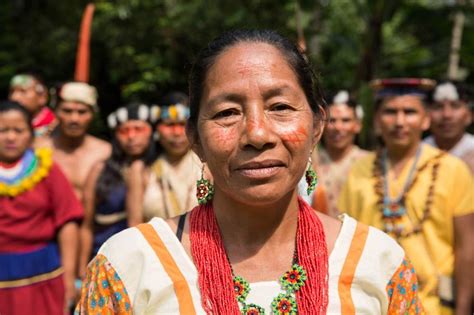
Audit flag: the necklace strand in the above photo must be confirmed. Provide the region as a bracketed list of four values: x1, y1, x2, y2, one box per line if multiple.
[373, 148, 444, 237]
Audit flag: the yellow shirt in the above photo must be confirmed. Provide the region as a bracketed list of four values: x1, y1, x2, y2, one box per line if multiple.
[338, 144, 473, 315]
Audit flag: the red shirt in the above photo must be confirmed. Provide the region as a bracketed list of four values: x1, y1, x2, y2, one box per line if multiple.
[0, 163, 84, 252]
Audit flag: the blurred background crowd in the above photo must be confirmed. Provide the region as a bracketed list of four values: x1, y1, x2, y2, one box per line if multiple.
[0, 0, 473, 314]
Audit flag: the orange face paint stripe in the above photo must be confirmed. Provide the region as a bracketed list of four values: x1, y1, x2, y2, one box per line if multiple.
[338, 223, 369, 315]
[137, 223, 197, 315]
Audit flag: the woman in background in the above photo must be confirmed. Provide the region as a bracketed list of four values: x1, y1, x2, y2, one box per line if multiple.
[142, 93, 202, 220]
[0, 101, 83, 315]
[78, 103, 155, 276]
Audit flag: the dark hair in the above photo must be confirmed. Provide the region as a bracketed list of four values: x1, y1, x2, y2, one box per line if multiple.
[161, 91, 189, 107]
[95, 103, 157, 204]
[188, 29, 327, 135]
[0, 100, 34, 135]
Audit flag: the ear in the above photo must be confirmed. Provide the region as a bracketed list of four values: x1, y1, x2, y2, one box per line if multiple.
[373, 111, 382, 136]
[354, 118, 362, 134]
[186, 122, 204, 160]
[311, 106, 327, 148]
[421, 112, 431, 131]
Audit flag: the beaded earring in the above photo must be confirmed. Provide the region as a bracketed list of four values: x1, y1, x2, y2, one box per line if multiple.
[196, 164, 214, 204]
[305, 156, 318, 195]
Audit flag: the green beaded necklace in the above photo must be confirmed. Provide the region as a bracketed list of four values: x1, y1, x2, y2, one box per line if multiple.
[230, 251, 307, 315]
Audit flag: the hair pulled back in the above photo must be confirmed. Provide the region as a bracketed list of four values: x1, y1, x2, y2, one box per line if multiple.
[188, 29, 326, 134]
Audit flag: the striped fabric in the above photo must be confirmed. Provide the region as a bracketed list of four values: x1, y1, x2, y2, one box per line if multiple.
[94, 215, 405, 314]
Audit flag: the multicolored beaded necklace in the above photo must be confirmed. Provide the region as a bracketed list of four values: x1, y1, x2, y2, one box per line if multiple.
[0, 148, 53, 197]
[373, 145, 443, 237]
[230, 248, 307, 315]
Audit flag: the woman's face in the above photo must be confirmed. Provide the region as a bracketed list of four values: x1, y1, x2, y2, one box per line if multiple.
[115, 120, 152, 158]
[157, 120, 190, 159]
[193, 42, 322, 206]
[0, 110, 32, 163]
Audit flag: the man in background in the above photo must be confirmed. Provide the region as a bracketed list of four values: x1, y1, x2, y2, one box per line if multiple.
[424, 81, 474, 173]
[339, 78, 473, 314]
[9, 73, 57, 137]
[36, 81, 111, 201]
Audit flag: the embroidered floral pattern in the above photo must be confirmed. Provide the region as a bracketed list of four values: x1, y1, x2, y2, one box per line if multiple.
[386, 258, 424, 314]
[75, 254, 132, 315]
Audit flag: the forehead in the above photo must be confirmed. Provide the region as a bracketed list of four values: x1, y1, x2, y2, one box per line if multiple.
[117, 120, 149, 128]
[58, 101, 92, 111]
[0, 110, 29, 124]
[329, 104, 356, 117]
[381, 95, 425, 109]
[204, 42, 300, 94]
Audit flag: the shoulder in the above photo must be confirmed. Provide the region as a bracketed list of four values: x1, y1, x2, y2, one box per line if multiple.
[348, 152, 376, 177]
[425, 145, 471, 174]
[86, 136, 112, 158]
[33, 136, 53, 149]
[337, 215, 404, 272]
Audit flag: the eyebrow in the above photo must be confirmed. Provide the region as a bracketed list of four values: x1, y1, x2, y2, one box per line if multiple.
[206, 84, 294, 108]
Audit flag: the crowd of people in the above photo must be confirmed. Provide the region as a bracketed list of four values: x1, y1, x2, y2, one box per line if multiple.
[0, 29, 472, 315]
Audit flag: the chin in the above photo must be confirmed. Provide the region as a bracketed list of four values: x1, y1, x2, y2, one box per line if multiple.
[227, 184, 295, 207]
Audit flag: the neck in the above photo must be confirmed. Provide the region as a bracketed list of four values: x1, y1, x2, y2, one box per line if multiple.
[326, 144, 354, 162]
[165, 151, 188, 166]
[212, 189, 299, 248]
[386, 141, 421, 168]
[54, 133, 86, 151]
[0, 156, 23, 168]
[434, 133, 464, 152]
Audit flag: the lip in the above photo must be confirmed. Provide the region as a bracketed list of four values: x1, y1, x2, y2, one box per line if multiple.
[234, 159, 286, 179]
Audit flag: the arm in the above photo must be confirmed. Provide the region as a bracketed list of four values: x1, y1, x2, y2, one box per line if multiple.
[386, 258, 424, 314]
[78, 163, 104, 277]
[125, 160, 146, 227]
[76, 254, 132, 314]
[453, 213, 474, 315]
[58, 221, 79, 310]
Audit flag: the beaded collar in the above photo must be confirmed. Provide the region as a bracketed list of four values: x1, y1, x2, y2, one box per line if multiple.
[0, 148, 53, 197]
[373, 146, 444, 238]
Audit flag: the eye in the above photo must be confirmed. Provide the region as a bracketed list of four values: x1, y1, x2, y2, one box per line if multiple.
[271, 103, 294, 112]
[212, 108, 240, 119]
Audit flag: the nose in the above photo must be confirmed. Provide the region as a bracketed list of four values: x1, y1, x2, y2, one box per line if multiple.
[395, 111, 406, 126]
[441, 105, 453, 118]
[240, 107, 276, 150]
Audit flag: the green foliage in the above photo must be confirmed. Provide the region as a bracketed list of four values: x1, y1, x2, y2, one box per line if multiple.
[1, 0, 472, 127]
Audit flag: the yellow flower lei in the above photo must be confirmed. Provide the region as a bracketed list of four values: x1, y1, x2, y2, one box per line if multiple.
[0, 148, 53, 197]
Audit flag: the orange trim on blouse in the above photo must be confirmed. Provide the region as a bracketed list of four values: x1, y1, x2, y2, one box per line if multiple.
[338, 222, 369, 314]
[136, 223, 197, 315]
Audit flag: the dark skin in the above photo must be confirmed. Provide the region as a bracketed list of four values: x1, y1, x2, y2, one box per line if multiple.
[165, 42, 341, 283]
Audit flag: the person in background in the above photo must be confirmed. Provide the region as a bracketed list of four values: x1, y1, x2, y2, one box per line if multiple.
[339, 78, 473, 314]
[0, 101, 83, 314]
[35, 81, 111, 200]
[9, 72, 57, 137]
[78, 103, 155, 276]
[314, 90, 368, 217]
[424, 81, 474, 173]
[76, 30, 422, 314]
[142, 93, 202, 220]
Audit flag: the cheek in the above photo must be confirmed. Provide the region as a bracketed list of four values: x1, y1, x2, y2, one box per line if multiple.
[277, 124, 309, 147]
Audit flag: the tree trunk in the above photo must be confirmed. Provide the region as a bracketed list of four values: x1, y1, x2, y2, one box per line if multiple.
[447, 0, 465, 80]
